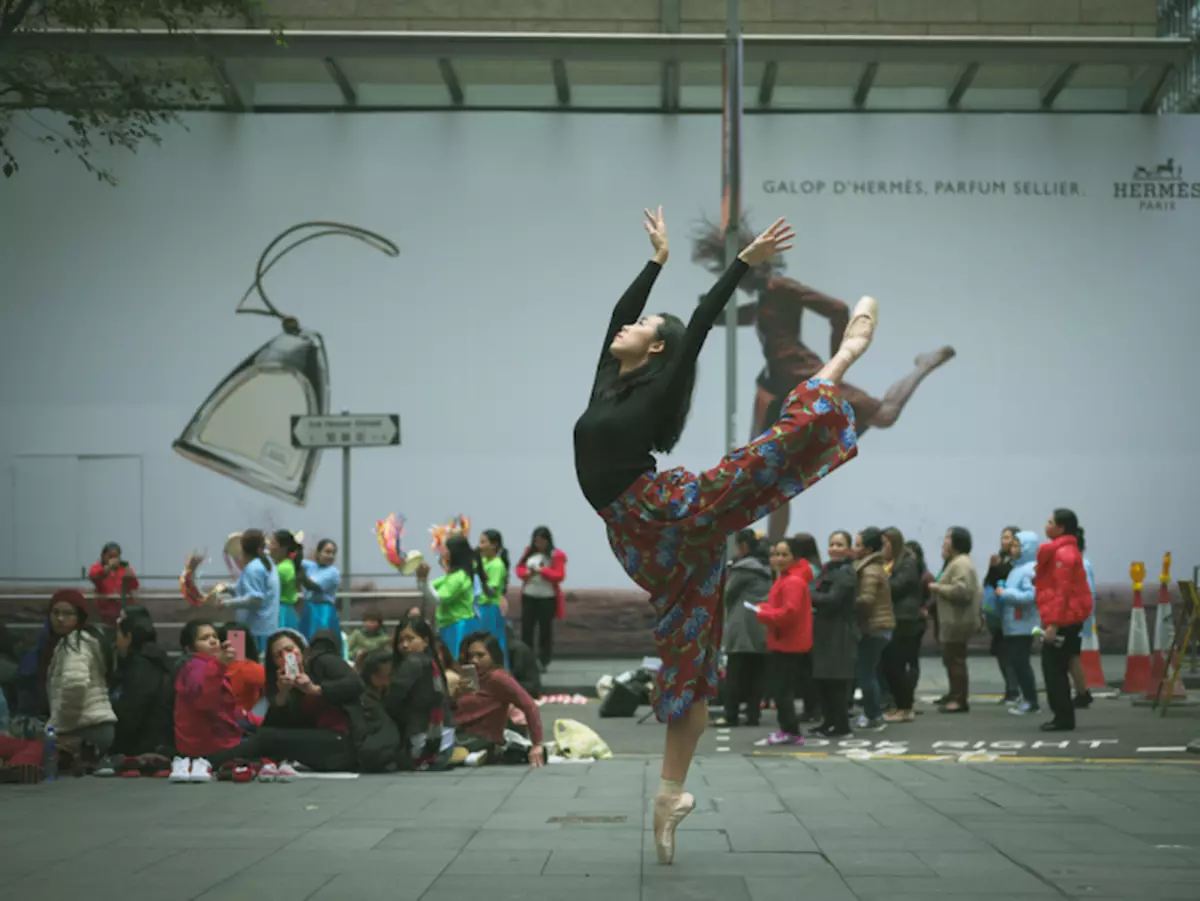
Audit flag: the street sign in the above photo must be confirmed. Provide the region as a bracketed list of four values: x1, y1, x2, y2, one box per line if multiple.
[290, 414, 400, 449]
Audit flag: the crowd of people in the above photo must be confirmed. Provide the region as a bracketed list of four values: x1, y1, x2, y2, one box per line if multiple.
[0, 523, 573, 785]
[720, 509, 1098, 744]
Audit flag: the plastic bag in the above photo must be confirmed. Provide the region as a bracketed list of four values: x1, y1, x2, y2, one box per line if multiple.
[553, 718, 613, 761]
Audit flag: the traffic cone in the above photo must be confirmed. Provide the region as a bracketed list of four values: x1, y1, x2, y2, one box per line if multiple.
[1122, 570, 1152, 695]
[1145, 552, 1187, 702]
[1079, 615, 1107, 689]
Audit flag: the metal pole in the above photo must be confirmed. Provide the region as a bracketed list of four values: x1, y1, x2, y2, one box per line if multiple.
[722, 0, 742, 457]
[722, 0, 742, 559]
[341, 408, 351, 610]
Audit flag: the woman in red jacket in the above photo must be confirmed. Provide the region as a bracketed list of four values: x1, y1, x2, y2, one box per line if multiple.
[1035, 508, 1092, 733]
[753, 534, 818, 746]
[514, 526, 568, 670]
[88, 542, 139, 625]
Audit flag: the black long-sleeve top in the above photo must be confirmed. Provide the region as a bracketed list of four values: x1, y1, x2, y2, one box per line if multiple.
[573, 257, 750, 510]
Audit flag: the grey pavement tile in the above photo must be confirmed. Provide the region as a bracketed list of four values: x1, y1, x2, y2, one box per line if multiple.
[259, 847, 458, 875]
[821, 850, 933, 876]
[543, 848, 644, 875]
[308, 871, 438, 900]
[1050, 880, 1200, 900]
[121, 826, 306, 851]
[136, 848, 272, 882]
[1040, 863, 1200, 885]
[645, 851, 835, 876]
[374, 827, 479, 851]
[467, 828, 641, 852]
[794, 812, 883, 830]
[193, 870, 337, 901]
[420, 875, 641, 901]
[745, 876, 858, 901]
[642, 875, 751, 901]
[845, 875, 1058, 897]
[814, 832, 990, 852]
[914, 850, 1040, 879]
[639, 829, 731, 852]
[724, 825, 818, 853]
[443, 849, 551, 875]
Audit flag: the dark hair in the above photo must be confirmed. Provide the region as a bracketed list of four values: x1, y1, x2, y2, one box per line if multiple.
[831, 530, 853, 547]
[734, 528, 767, 561]
[691, 215, 783, 286]
[220, 622, 260, 663]
[117, 605, 157, 650]
[905, 540, 927, 573]
[883, 527, 906, 562]
[273, 529, 304, 570]
[596, 312, 694, 454]
[947, 526, 973, 556]
[786, 533, 822, 570]
[519, 526, 555, 566]
[391, 613, 439, 661]
[360, 647, 392, 684]
[480, 529, 511, 596]
[444, 534, 475, 574]
[859, 527, 884, 554]
[361, 609, 384, 627]
[100, 541, 122, 560]
[241, 529, 273, 571]
[1052, 508, 1085, 552]
[459, 630, 505, 668]
[180, 619, 218, 652]
[315, 538, 337, 560]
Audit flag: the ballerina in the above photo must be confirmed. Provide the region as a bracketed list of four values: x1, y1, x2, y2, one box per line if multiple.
[572, 207, 877, 865]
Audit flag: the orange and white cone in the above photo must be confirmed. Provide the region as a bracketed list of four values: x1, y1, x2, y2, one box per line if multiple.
[1079, 616, 1107, 690]
[1122, 581, 1152, 695]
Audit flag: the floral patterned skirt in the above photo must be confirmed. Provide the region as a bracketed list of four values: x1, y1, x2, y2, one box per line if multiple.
[599, 379, 858, 723]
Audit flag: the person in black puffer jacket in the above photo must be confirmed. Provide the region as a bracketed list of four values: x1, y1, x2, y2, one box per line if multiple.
[810, 531, 860, 738]
[110, 605, 175, 757]
[880, 529, 925, 723]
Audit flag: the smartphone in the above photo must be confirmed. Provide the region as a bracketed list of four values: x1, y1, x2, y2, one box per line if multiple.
[460, 664, 480, 693]
[743, 600, 759, 612]
[227, 630, 246, 662]
[283, 650, 301, 679]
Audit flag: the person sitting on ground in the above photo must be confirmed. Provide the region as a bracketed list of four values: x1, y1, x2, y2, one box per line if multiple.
[353, 648, 401, 772]
[43, 589, 117, 775]
[454, 631, 545, 768]
[505, 623, 542, 699]
[346, 611, 391, 669]
[109, 605, 175, 763]
[386, 614, 457, 771]
[173, 619, 243, 783]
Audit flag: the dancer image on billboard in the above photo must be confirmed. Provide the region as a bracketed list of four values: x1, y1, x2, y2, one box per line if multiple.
[692, 220, 956, 541]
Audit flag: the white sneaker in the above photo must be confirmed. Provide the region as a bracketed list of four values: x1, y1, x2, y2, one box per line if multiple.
[258, 761, 280, 782]
[464, 750, 487, 768]
[169, 757, 192, 783]
[276, 762, 299, 782]
[189, 758, 213, 783]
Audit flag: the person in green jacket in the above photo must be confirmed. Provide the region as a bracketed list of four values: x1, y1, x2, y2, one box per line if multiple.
[270, 530, 304, 631]
[416, 535, 481, 659]
[477, 529, 511, 666]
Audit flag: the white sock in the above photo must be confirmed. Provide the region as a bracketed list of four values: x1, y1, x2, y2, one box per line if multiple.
[658, 778, 684, 799]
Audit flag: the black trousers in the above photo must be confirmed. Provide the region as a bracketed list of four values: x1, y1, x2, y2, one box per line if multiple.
[795, 653, 821, 719]
[1042, 624, 1083, 728]
[724, 652, 767, 724]
[1003, 634, 1038, 708]
[521, 594, 556, 668]
[881, 629, 924, 710]
[208, 727, 355, 772]
[769, 651, 806, 735]
[816, 679, 851, 734]
[990, 624, 1020, 697]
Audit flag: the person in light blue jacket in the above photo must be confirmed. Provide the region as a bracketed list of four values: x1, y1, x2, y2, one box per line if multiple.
[995, 530, 1041, 715]
[216, 530, 281, 655]
[300, 538, 342, 641]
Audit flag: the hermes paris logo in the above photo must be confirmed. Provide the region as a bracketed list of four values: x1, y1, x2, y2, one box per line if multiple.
[1113, 158, 1199, 211]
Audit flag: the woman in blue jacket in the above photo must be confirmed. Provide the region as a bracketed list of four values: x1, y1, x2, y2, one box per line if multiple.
[214, 530, 281, 655]
[994, 530, 1041, 715]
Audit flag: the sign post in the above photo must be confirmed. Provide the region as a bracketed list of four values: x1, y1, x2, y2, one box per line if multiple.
[291, 411, 401, 598]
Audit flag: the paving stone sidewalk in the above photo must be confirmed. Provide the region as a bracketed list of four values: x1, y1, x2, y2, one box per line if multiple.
[4, 756, 1200, 900]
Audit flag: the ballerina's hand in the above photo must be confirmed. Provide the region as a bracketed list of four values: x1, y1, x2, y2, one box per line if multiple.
[644, 206, 669, 261]
[739, 217, 795, 266]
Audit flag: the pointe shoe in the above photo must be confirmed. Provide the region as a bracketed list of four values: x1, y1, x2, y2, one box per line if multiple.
[835, 296, 878, 365]
[653, 791, 696, 865]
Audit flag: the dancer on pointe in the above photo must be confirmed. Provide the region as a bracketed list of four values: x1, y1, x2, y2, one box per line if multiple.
[573, 207, 877, 865]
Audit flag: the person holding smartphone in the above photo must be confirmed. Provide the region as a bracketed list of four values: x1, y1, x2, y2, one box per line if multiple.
[88, 542, 140, 625]
[454, 632, 544, 768]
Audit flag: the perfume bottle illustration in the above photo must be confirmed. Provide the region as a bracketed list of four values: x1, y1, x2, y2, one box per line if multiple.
[173, 222, 400, 505]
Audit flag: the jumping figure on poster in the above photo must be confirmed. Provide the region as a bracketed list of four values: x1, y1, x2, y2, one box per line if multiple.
[573, 207, 876, 865]
[692, 219, 955, 540]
